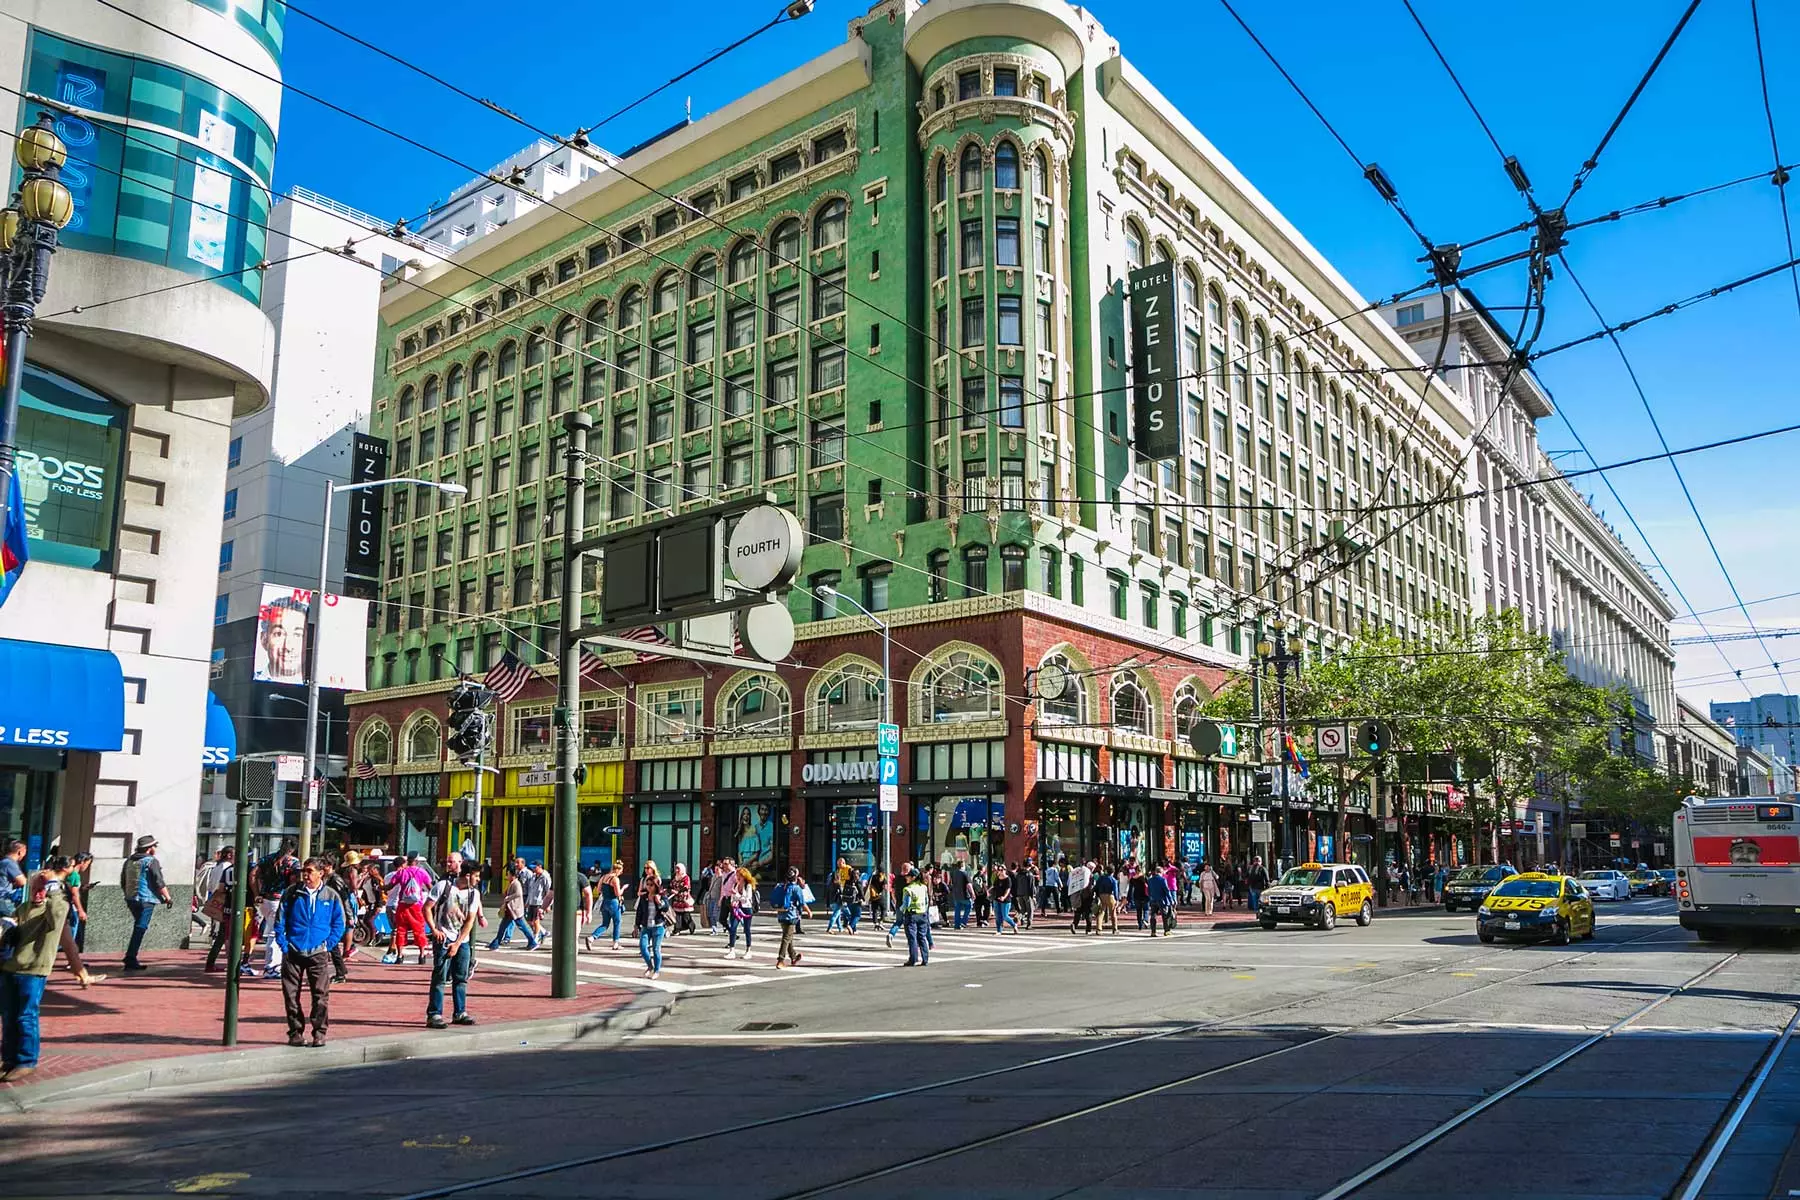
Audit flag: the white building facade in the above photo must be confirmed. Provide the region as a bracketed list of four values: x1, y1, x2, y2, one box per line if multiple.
[201, 190, 438, 851]
[0, 0, 279, 943]
[415, 138, 612, 253]
[1381, 287, 1674, 761]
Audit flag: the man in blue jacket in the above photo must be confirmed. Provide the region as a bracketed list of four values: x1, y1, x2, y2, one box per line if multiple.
[274, 858, 347, 1047]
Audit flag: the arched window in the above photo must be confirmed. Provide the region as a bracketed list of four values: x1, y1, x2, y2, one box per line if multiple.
[584, 301, 609, 343]
[728, 239, 758, 282]
[1273, 342, 1287, 376]
[959, 144, 983, 193]
[524, 331, 546, 367]
[1031, 148, 1050, 194]
[651, 271, 681, 314]
[397, 386, 415, 420]
[918, 648, 1002, 724]
[1172, 680, 1211, 745]
[553, 316, 578, 354]
[445, 364, 465, 402]
[1111, 675, 1151, 735]
[470, 354, 491, 391]
[813, 661, 884, 731]
[813, 198, 847, 247]
[1180, 267, 1199, 312]
[1230, 305, 1246, 346]
[360, 724, 392, 768]
[1037, 651, 1088, 726]
[1123, 219, 1146, 269]
[472, 299, 492, 324]
[688, 253, 718, 298]
[421, 375, 440, 412]
[403, 715, 441, 764]
[769, 218, 802, 267]
[1206, 286, 1224, 334]
[618, 286, 643, 327]
[1252, 323, 1268, 361]
[721, 673, 791, 735]
[934, 153, 948, 204]
[994, 140, 1020, 190]
[497, 340, 518, 377]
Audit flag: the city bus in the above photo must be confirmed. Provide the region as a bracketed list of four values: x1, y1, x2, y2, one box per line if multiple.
[1673, 796, 1800, 938]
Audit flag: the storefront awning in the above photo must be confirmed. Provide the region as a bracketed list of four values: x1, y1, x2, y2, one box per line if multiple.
[323, 804, 389, 835]
[0, 637, 124, 752]
[203, 691, 236, 767]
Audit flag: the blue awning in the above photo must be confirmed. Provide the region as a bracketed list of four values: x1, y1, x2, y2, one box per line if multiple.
[0, 637, 124, 752]
[203, 690, 236, 768]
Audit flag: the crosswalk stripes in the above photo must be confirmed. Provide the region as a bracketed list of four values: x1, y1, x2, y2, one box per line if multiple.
[478, 921, 1205, 994]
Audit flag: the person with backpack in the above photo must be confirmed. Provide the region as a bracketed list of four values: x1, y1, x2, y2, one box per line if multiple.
[488, 863, 536, 951]
[425, 860, 482, 1028]
[773, 867, 810, 969]
[840, 866, 865, 934]
[272, 858, 347, 1047]
[1147, 864, 1174, 937]
[118, 834, 174, 972]
[722, 866, 757, 959]
[203, 850, 240, 973]
[246, 843, 295, 979]
[326, 856, 360, 984]
[385, 853, 432, 965]
[899, 867, 932, 966]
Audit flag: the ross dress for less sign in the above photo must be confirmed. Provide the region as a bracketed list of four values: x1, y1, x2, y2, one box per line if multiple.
[1128, 263, 1181, 461]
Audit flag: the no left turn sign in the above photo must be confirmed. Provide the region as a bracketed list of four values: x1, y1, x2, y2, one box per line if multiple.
[1317, 723, 1350, 759]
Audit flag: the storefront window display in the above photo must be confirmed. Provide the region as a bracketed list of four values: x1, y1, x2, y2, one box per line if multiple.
[917, 796, 1004, 870]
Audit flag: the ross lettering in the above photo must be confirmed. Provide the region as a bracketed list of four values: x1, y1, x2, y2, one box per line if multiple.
[201, 745, 231, 766]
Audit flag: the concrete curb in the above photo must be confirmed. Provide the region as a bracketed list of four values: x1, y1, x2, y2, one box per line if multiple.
[0, 990, 675, 1114]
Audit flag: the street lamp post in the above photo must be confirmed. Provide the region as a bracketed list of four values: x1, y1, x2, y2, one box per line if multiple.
[0, 113, 77, 504]
[298, 476, 465, 859]
[1255, 617, 1303, 873]
[816, 584, 891, 885]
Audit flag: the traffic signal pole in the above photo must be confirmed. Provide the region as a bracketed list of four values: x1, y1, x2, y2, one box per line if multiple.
[553, 412, 592, 1000]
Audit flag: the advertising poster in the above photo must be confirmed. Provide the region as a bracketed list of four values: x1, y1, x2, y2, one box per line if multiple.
[315, 592, 370, 691]
[730, 802, 777, 878]
[253, 585, 368, 690]
[253, 584, 309, 684]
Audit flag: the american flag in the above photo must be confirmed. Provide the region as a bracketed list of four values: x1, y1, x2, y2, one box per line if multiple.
[483, 650, 536, 701]
[352, 757, 378, 780]
[615, 624, 673, 663]
[577, 644, 606, 681]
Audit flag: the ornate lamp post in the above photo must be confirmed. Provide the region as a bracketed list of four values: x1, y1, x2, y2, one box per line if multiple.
[0, 113, 76, 502]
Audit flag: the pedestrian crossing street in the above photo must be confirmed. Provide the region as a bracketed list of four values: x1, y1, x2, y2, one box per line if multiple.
[478, 919, 1202, 994]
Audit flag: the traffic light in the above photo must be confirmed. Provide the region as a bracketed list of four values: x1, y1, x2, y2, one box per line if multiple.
[1357, 719, 1394, 755]
[1253, 768, 1276, 800]
[446, 680, 494, 765]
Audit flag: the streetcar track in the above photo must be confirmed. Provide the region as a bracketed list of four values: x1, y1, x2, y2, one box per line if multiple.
[1314, 951, 1750, 1199]
[1673, 1005, 1800, 1200]
[388, 926, 1668, 1200]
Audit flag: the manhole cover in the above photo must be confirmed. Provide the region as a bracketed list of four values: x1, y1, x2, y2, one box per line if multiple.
[737, 1021, 796, 1032]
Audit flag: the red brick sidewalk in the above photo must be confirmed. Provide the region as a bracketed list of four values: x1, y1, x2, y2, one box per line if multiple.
[5, 947, 634, 1091]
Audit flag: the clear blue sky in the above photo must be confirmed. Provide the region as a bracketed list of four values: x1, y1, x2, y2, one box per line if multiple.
[271, 0, 1800, 714]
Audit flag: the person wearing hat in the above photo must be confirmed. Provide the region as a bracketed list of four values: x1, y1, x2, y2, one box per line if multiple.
[119, 834, 172, 971]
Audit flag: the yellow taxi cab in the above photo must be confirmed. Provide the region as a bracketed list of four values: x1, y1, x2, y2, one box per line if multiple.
[1258, 862, 1375, 931]
[1476, 872, 1596, 945]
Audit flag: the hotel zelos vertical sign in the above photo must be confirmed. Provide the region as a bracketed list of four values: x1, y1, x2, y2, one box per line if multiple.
[1128, 262, 1181, 461]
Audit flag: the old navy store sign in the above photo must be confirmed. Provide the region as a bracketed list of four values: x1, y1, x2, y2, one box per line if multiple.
[0, 637, 126, 752]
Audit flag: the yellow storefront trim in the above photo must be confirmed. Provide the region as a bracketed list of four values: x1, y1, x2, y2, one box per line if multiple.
[437, 762, 628, 808]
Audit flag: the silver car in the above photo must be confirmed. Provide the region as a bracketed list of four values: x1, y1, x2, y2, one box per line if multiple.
[1579, 869, 1631, 901]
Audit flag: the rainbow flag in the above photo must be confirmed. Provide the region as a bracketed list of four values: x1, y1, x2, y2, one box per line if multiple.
[1282, 731, 1310, 779]
[0, 472, 27, 610]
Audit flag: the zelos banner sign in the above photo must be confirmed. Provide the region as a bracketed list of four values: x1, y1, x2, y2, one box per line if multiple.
[1128, 262, 1181, 461]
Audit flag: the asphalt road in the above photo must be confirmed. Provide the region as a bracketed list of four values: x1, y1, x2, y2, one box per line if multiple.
[8, 897, 1798, 1200]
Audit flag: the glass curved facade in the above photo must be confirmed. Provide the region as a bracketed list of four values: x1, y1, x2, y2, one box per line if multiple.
[16, 363, 127, 570]
[188, 0, 287, 61]
[25, 30, 275, 303]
